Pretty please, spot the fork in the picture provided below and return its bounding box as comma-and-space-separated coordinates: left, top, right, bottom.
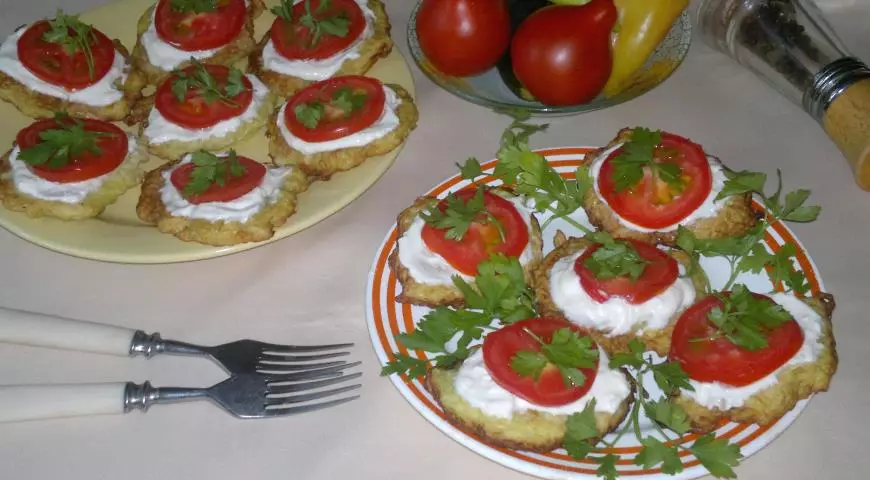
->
0, 307, 355, 378
0, 371, 362, 423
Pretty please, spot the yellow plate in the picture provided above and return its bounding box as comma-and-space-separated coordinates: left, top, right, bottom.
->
0, 0, 415, 264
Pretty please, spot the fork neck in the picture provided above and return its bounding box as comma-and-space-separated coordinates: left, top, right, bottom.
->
129, 331, 210, 357
123, 382, 209, 412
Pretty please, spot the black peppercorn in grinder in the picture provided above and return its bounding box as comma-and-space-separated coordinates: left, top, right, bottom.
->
697, 0, 870, 190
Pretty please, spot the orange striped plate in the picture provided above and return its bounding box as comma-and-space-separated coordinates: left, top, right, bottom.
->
365, 147, 825, 479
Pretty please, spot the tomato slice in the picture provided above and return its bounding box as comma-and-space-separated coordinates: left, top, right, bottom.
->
597, 132, 713, 230
483, 317, 599, 406
421, 189, 529, 276
669, 294, 804, 387
155, 64, 253, 129
17, 20, 116, 91
170, 155, 266, 204
270, 0, 366, 60
283, 75, 385, 143
155, 0, 246, 52
575, 239, 679, 304
16, 118, 128, 183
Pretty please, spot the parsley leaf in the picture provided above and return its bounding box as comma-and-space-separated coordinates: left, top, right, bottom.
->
563, 399, 599, 459
182, 150, 247, 199
298, 0, 350, 48
635, 437, 683, 475
294, 101, 325, 129
171, 60, 248, 106
699, 285, 793, 350
380, 353, 429, 379
331, 87, 368, 115
510, 351, 547, 380
583, 232, 649, 281
452, 253, 537, 324
43, 10, 98, 80
650, 360, 694, 395
270, 0, 294, 21
457, 157, 483, 181
689, 434, 743, 479
18, 113, 113, 169
644, 399, 692, 435
595, 454, 619, 480
511, 327, 598, 388
715, 169, 767, 201
609, 127, 684, 193
421, 187, 503, 242
170, 0, 217, 13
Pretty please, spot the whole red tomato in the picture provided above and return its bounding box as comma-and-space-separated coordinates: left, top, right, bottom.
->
511, 0, 618, 106
416, 0, 511, 77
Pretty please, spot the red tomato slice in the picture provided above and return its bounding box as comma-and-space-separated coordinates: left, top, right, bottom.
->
155, 64, 253, 129
669, 293, 804, 387
283, 75, 385, 143
598, 132, 713, 230
421, 189, 529, 276
575, 239, 679, 304
483, 317, 599, 406
170, 155, 266, 204
270, 0, 366, 60
16, 118, 128, 183
17, 20, 116, 91
155, 0, 246, 52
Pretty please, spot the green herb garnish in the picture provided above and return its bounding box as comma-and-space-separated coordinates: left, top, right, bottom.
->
582, 232, 649, 281
420, 187, 504, 242
182, 149, 246, 198
292, 87, 368, 129
609, 127, 683, 193
42, 10, 99, 80
510, 327, 599, 388
298, 0, 350, 48
19, 113, 113, 169
695, 284, 793, 350
170, 0, 218, 13
171, 60, 248, 106
271, 0, 294, 21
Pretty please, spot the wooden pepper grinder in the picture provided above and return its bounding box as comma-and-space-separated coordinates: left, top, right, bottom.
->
698, 0, 870, 190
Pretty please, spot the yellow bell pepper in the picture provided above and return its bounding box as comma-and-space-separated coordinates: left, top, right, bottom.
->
603, 0, 689, 98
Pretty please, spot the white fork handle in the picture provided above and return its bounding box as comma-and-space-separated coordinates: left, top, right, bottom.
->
0, 384, 125, 423
0, 307, 135, 356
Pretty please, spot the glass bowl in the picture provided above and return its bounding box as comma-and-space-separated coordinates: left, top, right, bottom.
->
407, 2, 693, 117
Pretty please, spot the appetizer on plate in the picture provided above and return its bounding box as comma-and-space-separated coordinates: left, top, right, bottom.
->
267, 75, 417, 179
0, 11, 145, 121
130, 0, 265, 84
390, 186, 543, 307
250, 0, 393, 97
0, 114, 145, 220
132, 62, 274, 160
427, 317, 633, 452
534, 232, 704, 356
668, 288, 837, 433
136, 149, 308, 245
583, 128, 758, 245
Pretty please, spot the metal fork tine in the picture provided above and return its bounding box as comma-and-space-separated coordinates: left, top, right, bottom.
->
256, 361, 361, 379
257, 360, 348, 371
265, 384, 361, 407
264, 395, 360, 417
266, 372, 363, 397
258, 351, 350, 363
262, 342, 354, 354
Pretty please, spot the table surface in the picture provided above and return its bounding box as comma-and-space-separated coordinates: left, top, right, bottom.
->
0, 1, 867, 479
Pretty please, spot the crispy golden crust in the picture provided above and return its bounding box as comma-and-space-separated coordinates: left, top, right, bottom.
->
249, 0, 393, 97
136, 88, 276, 160
130, 0, 266, 86
136, 159, 309, 246
389, 188, 544, 308
672, 294, 838, 433
582, 128, 759, 246
533, 234, 707, 356
426, 363, 633, 452
267, 83, 417, 180
0, 143, 146, 220
0, 40, 146, 121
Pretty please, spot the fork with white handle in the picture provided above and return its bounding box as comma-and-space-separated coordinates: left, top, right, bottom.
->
0, 372, 361, 423
0, 306, 359, 378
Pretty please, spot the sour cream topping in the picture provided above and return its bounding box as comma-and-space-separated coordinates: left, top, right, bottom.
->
261, 0, 375, 81
160, 153, 292, 223
589, 143, 729, 233
7, 135, 140, 204
140, 7, 221, 71
548, 249, 696, 336
144, 74, 269, 144
0, 27, 127, 106
454, 348, 631, 419
276, 85, 400, 155
397, 196, 537, 285
683, 293, 825, 410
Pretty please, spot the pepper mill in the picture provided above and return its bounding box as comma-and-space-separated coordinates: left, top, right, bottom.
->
697, 0, 870, 190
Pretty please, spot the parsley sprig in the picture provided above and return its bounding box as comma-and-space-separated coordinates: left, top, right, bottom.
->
42, 10, 99, 80
19, 113, 114, 169
380, 254, 537, 378
420, 187, 505, 242
459, 109, 594, 233
609, 128, 683, 193
582, 232, 649, 281
272, 0, 350, 48
170, 0, 218, 13
696, 285, 793, 350
511, 327, 599, 388
564, 339, 743, 479
171, 60, 248, 107
293, 87, 369, 129
182, 149, 246, 198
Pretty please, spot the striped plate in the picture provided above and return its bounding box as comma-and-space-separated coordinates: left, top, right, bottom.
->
366, 147, 825, 479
